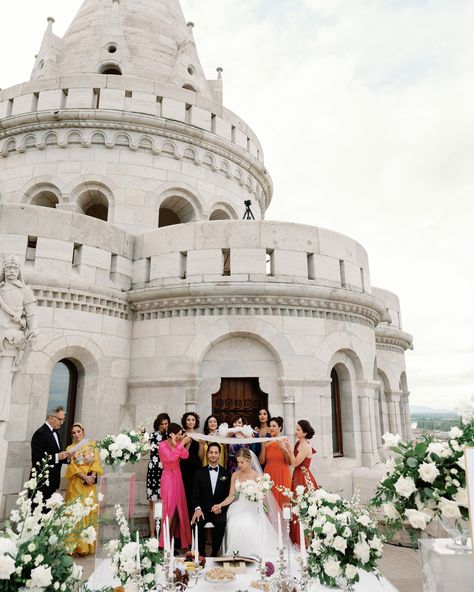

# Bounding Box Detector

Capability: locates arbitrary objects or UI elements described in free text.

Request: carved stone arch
[202,152,217,170]
[113,131,132,147]
[399,371,408,393]
[186,317,295,378]
[43,131,59,146]
[183,146,199,163]
[22,178,64,209]
[161,140,177,155]
[90,130,107,146]
[155,183,203,227]
[219,159,232,178]
[70,178,115,222]
[2,138,17,155]
[138,135,154,151]
[181,81,199,93]
[22,134,37,149]
[208,202,238,221]
[234,167,244,185]
[66,130,82,145]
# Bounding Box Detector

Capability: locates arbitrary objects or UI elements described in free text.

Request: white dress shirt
[45,422,60,464]
[209,464,219,494]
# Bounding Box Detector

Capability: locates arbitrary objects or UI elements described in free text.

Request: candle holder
[294,556,310,592]
[258,557,268,583]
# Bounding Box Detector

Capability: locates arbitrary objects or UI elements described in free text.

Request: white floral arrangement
[106,504,163,591]
[235,474,274,503]
[288,486,383,591]
[0,458,96,591]
[218,423,255,438]
[97,426,150,471]
[371,400,473,536]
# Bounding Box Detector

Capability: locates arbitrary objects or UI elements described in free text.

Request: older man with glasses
[31,405,72,502]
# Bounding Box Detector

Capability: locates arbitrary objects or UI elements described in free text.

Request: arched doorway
[211,377,268,426]
[47,359,78,445]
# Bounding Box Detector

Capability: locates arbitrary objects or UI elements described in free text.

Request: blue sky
[2,0,474,409]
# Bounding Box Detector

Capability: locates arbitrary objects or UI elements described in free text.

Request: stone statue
[0,256,38,421]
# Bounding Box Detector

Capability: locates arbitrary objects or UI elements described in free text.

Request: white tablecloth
[88,559,399,591]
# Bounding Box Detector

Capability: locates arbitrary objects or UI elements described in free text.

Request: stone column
[357,381,379,468]
[184,380,201,412]
[403,391,412,439]
[282,389,295,438]
[386,392,402,435]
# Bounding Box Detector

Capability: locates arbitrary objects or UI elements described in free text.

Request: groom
[191,442,231,557]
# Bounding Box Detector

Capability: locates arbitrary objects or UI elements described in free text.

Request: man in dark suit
[31,405,71,502]
[191,442,231,557]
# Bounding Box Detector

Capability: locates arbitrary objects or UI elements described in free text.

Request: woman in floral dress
[147,413,170,537]
[65,423,103,556]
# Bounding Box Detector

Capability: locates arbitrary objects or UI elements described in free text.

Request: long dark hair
[256,407,271,428]
[203,414,220,435]
[232,414,245,426]
[298,419,315,440]
[153,413,170,432]
[167,423,184,437]
[181,412,200,430]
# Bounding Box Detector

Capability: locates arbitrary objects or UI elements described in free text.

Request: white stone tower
[0,0,412,517]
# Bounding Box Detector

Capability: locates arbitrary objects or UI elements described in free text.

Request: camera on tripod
[243,200,255,220]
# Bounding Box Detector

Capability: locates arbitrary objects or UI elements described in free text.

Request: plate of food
[204,567,237,584]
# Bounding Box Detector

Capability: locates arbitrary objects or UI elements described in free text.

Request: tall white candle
[169,537,175,578]
[194,524,199,564]
[260,503,266,567]
[299,521,307,566]
[277,512,283,550]
[164,516,170,551]
[136,530,140,572]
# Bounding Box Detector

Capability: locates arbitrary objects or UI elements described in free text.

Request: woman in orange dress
[259,416,291,508]
[284,419,318,545]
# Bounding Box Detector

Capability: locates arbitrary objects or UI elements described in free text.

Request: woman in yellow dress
[65,422,103,556]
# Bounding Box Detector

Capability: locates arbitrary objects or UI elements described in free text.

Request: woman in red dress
[159,423,192,549]
[284,419,318,545]
[259,416,291,508]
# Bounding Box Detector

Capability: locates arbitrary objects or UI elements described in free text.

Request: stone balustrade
[0,75,263,162]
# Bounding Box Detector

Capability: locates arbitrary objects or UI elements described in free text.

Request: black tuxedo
[192,465,231,556]
[31,423,67,501]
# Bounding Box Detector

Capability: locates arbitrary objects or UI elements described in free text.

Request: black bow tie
[53,429,60,435]
[209,466,218,472]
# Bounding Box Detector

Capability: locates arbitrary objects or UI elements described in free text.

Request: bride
[212,448,280,558]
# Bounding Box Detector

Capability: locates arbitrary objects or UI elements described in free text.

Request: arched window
[182,83,197,92]
[78,190,109,221]
[47,360,78,446]
[158,195,196,227]
[30,191,59,208]
[331,368,343,457]
[210,209,231,221]
[99,64,122,76]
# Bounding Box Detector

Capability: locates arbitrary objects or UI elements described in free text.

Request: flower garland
[106,505,163,591]
[371,401,474,536]
[0,457,97,591]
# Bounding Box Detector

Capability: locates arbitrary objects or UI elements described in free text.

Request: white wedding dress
[223,483,280,558]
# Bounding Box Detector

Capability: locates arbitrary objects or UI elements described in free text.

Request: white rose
[308,505,318,517]
[143,573,154,584]
[453,488,468,507]
[0,555,16,580]
[456,453,466,470]
[22,554,32,564]
[405,509,431,530]
[427,442,450,459]
[27,544,35,553]
[116,434,132,451]
[449,427,463,439]
[48,535,58,546]
[295,485,305,496]
[382,433,401,448]
[354,540,371,564]
[333,536,348,554]
[71,563,83,580]
[29,565,53,588]
[342,527,352,538]
[34,555,44,566]
[142,557,151,569]
[394,476,417,499]
[357,514,372,527]
[0,538,18,558]
[45,493,64,509]
[100,449,109,460]
[418,462,440,484]
[81,526,96,544]
[323,558,341,579]
[439,498,462,519]
[345,564,358,579]
[322,521,337,539]
[310,539,322,554]
[369,536,384,552]
[145,538,159,553]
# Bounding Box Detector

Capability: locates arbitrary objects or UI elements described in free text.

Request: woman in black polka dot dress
[147,412,170,537]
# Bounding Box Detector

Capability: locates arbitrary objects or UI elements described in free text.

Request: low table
[88,558,399,591]
[419,538,474,592]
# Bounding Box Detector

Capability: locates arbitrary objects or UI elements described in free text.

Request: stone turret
[34,0,215,99]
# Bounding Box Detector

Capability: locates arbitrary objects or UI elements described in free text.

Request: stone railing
[0,75,263,162]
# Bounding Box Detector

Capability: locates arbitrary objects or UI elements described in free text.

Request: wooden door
[212,378,268,427]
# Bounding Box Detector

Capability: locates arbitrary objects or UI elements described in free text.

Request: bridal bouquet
[235,474,274,503]
[0,458,96,591]
[106,505,163,591]
[218,423,255,438]
[97,426,150,471]
[287,486,383,591]
[371,406,472,536]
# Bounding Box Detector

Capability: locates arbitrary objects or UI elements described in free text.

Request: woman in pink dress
[159,423,192,549]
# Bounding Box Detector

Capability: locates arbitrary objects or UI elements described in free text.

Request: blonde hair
[236,448,251,462]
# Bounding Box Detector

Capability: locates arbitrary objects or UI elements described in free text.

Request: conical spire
[50,0,213,97]
[31,17,62,80]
